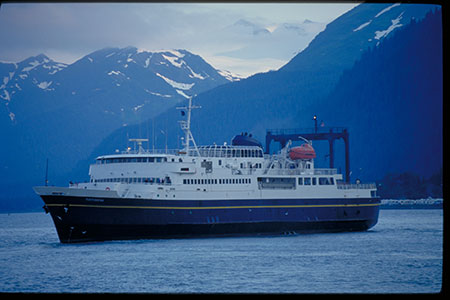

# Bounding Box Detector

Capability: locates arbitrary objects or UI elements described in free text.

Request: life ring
[105,187,110,191]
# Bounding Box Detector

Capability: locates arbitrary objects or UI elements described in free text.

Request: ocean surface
[0,209,443,294]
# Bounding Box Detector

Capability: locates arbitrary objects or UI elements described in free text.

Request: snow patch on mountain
[37,81,53,90]
[22,59,45,72]
[1,89,10,101]
[162,54,184,68]
[156,72,195,90]
[353,20,372,32]
[375,3,401,18]
[374,12,404,40]
[176,89,191,99]
[145,89,172,98]
[218,69,243,81]
[107,70,124,76]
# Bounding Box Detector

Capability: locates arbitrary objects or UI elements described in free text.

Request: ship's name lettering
[86,198,105,202]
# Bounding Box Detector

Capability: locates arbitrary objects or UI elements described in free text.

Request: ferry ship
[34,98,380,243]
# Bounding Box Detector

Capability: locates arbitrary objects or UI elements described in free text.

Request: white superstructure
[41,98,377,202]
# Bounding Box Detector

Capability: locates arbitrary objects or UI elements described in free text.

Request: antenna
[177,97,201,156]
[152,118,155,152]
[45,158,48,186]
[146,119,150,152]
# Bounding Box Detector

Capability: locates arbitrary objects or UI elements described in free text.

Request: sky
[0,2,359,77]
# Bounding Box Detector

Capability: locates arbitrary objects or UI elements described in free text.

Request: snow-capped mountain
[281,3,435,73]
[216,18,326,61]
[0,54,68,121]
[0,47,238,204]
[0,47,238,125]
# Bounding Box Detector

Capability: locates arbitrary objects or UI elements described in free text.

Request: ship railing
[263,168,337,176]
[267,126,347,135]
[264,169,308,176]
[121,148,179,155]
[314,168,338,175]
[337,183,376,190]
[121,146,265,158]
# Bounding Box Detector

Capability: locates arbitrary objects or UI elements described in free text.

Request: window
[319,177,325,185]
[319,177,335,185]
[298,177,303,185]
[312,178,316,185]
[304,177,311,185]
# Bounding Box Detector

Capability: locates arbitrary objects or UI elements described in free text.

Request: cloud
[0,4,150,59]
[0,3,234,62]
[202,55,286,78]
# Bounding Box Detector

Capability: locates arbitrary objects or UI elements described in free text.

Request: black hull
[41,195,380,243]
[51,221,377,243]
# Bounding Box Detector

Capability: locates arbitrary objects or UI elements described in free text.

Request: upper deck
[96,144,265,164]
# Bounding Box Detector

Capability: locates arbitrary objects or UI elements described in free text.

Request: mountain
[0,54,68,122]
[318,8,442,182]
[1,3,442,212]
[1,47,238,125]
[216,18,326,61]
[83,3,441,185]
[281,3,435,73]
[0,47,236,212]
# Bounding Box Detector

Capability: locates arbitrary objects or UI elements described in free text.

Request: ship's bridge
[195,145,264,158]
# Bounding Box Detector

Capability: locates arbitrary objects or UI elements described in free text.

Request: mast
[45,158,48,186]
[177,97,201,156]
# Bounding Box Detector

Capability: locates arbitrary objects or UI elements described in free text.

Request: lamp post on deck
[313,115,317,133]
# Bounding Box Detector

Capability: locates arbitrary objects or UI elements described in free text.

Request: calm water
[0,209,443,293]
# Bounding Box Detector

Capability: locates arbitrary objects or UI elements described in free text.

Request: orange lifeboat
[289,143,316,160]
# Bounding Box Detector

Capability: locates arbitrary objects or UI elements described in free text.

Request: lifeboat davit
[289,143,316,160]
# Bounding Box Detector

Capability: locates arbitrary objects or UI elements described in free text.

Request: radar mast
[177,97,201,156]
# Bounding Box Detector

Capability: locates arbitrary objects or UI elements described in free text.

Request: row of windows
[93,177,171,184]
[183,178,251,185]
[298,177,335,186]
[97,157,264,166]
[97,157,168,164]
[92,176,334,186]
[197,148,264,158]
